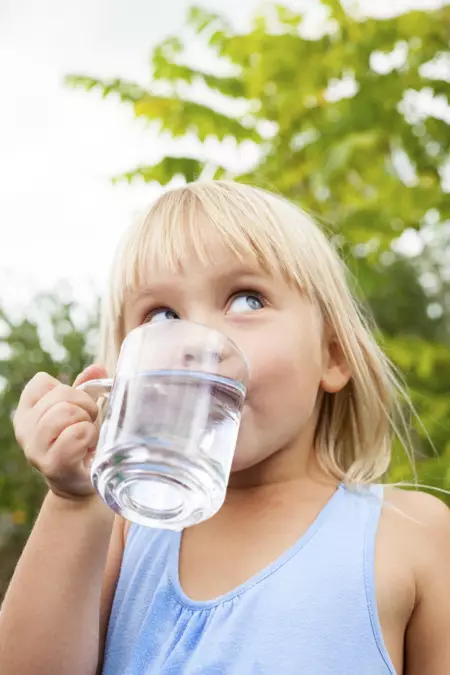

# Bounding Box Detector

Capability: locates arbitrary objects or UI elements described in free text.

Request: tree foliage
[67,1,450,236]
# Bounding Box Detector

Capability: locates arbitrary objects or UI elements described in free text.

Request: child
[1,181,449,675]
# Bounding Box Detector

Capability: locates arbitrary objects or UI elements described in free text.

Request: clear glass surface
[79,320,248,530]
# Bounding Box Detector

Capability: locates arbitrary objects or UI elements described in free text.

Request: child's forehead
[131,252,269,295]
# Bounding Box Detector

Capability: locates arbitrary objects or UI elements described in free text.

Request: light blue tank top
[103,484,396,674]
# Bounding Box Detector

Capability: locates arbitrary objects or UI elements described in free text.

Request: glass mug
[79,320,248,530]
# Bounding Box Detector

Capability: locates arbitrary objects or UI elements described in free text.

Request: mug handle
[77,378,113,400]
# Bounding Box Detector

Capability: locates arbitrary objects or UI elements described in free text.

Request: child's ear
[320,329,351,394]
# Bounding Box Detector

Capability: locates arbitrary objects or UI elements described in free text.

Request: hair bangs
[109,182,319,324]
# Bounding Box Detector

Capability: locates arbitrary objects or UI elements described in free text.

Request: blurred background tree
[1,0,449,598]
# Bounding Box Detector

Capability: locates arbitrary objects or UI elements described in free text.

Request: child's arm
[0,493,122,675]
[0,367,124,675]
[401,491,450,674]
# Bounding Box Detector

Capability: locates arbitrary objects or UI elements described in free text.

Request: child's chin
[229,450,263,474]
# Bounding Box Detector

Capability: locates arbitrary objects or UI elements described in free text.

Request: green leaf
[65,75,150,104]
[113,157,206,185]
[187,5,231,36]
[133,95,260,142]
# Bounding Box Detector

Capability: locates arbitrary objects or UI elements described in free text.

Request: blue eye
[145,308,179,323]
[228,293,264,314]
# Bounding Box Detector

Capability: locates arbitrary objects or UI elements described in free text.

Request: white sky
[0,0,446,318]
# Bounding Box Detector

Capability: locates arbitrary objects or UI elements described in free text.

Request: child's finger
[73,364,108,388]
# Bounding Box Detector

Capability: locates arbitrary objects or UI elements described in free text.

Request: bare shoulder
[382,487,450,540]
[381,490,450,674]
[374,487,450,674]
[384,486,450,520]
[380,487,450,586]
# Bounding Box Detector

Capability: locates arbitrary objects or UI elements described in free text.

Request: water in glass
[91,369,245,529]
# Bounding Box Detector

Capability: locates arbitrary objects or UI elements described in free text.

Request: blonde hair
[99,180,411,485]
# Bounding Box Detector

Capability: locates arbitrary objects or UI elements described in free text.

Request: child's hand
[13,365,107,501]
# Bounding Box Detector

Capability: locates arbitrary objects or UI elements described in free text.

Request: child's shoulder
[383,486,450,533]
[378,486,450,606]
[378,488,450,671]
[380,486,450,556]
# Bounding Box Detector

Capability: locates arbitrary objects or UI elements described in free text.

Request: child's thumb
[73,364,109,388]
